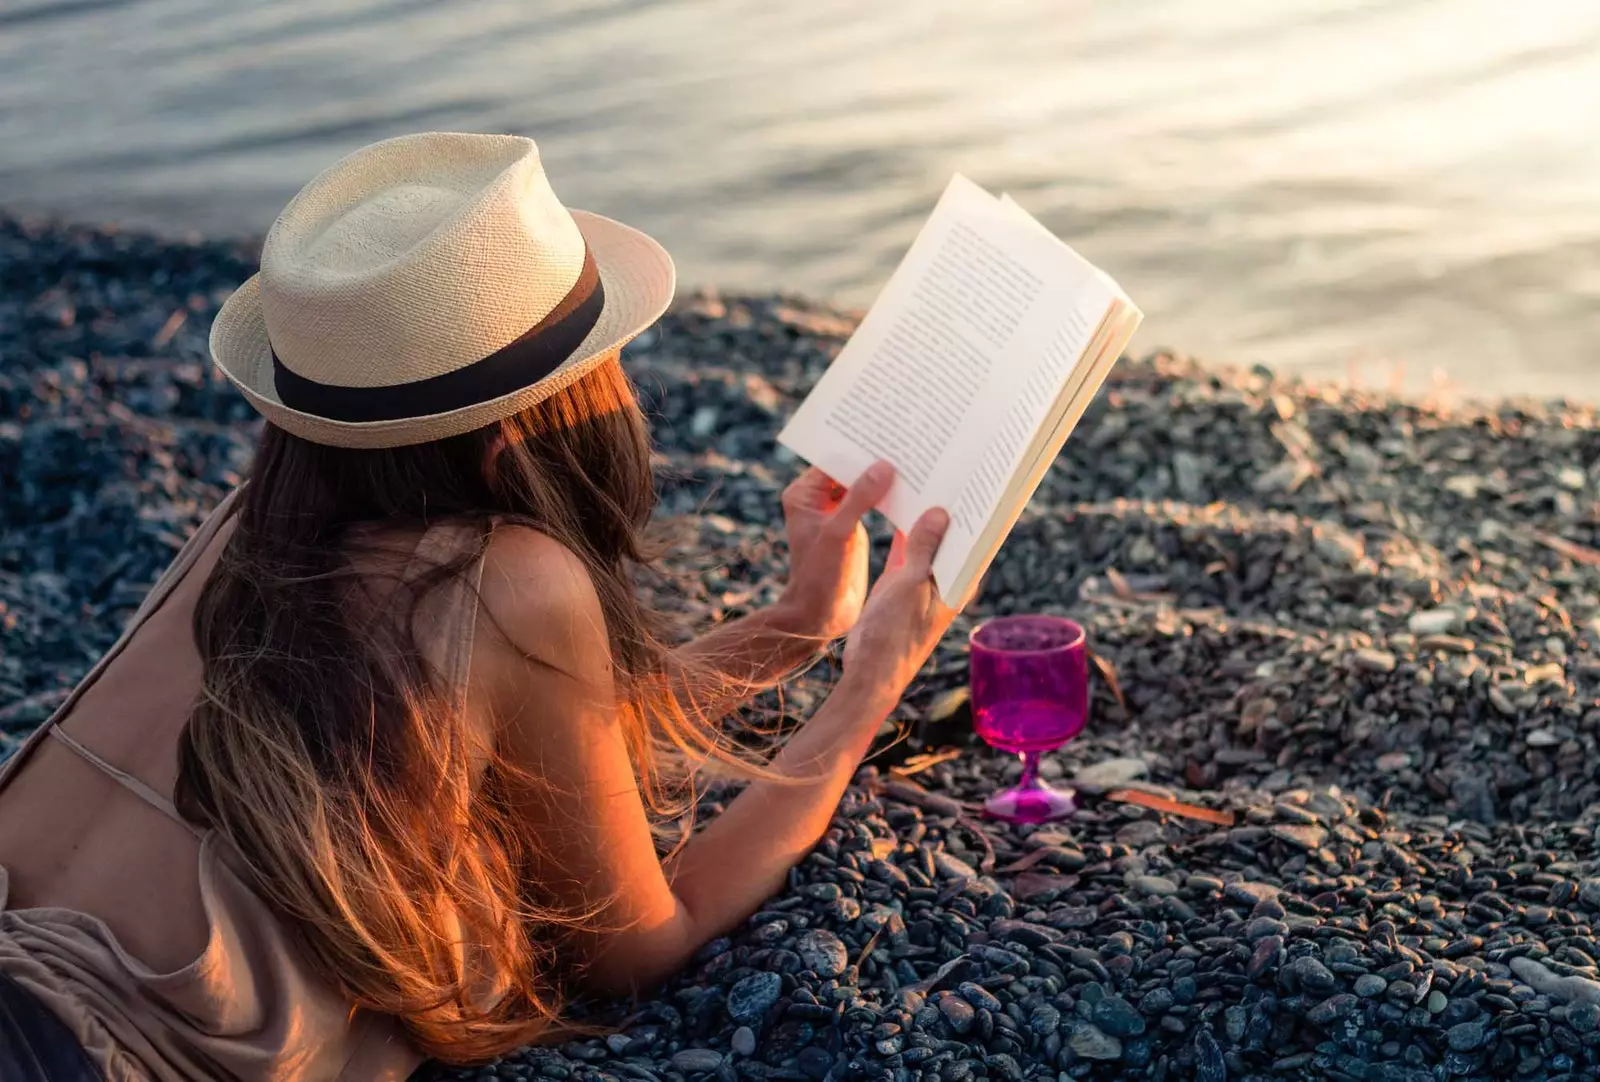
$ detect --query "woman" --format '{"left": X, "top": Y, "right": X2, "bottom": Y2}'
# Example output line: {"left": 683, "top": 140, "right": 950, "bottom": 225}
{"left": 0, "top": 132, "right": 954, "bottom": 1081}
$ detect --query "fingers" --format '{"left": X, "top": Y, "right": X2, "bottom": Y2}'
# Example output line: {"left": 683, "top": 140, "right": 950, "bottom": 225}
{"left": 782, "top": 467, "right": 842, "bottom": 512}
{"left": 830, "top": 461, "right": 895, "bottom": 532}
{"left": 903, "top": 507, "right": 951, "bottom": 571}
{"left": 885, "top": 529, "right": 908, "bottom": 572}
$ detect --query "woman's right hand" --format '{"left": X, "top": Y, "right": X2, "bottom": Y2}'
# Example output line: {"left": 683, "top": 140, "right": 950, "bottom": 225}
{"left": 842, "top": 506, "right": 957, "bottom": 696}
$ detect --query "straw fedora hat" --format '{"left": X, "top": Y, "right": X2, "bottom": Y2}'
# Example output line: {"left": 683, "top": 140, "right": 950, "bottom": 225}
{"left": 210, "top": 131, "right": 675, "bottom": 449}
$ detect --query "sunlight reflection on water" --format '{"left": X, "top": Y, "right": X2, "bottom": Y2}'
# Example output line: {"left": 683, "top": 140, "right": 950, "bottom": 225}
{"left": 1, "top": 0, "right": 1597, "bottom": 399}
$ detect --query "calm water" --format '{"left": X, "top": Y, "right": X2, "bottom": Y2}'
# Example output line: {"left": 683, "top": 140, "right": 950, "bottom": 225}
{"left": 3, "top": 0, "right": 1598, "bottom": 400}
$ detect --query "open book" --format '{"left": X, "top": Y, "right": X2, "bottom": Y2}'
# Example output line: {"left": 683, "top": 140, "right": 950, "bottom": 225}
{"left": 777, "top": 174, "right": 1143, "bottom": 607}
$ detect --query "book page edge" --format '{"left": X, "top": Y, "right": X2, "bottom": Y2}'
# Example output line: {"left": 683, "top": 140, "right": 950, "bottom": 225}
{"left": 944, "top": 304, "right": 1143, "bottom": 604}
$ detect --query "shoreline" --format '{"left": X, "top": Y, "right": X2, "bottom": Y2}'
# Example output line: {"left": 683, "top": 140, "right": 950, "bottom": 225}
{"left": 6, "top": 214, "right": 1600, "bottom": 1079}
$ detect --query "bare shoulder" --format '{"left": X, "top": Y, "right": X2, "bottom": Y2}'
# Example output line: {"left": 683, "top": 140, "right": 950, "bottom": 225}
{"left": 474, "top": 524, "right": 614, "bottom": 697}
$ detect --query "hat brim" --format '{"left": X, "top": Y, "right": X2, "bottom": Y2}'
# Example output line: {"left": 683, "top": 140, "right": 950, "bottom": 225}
{"left": 209, "top": 210, "right": 676, "bottom": 449}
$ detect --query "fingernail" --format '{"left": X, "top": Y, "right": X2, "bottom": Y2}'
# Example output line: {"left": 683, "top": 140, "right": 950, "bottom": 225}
{"left": 865, "top": 461, "right": 893, "bottom": 482}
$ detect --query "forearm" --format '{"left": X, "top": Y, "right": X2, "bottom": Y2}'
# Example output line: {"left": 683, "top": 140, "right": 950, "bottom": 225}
{"left": 669, "top": 601, "right": 824, "bottom": 721}
{"left": 580, "top": 673, "right": 896, "bottom": 996}
{"left": 665, "top": 671, "right": 898, "bottom": 940}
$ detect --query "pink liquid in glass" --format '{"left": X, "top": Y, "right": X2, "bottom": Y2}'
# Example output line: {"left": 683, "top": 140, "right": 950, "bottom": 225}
{"left": 974, "top": 699, "right": 1087, "bottom": 753}
{"left": 969, "top": 615, "right": 1089, "bottom": 823}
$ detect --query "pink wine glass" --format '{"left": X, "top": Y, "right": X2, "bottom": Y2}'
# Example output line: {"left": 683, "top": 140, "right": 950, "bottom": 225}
{"left": 970, "top": 615, "right": 1088, "bottom": 823}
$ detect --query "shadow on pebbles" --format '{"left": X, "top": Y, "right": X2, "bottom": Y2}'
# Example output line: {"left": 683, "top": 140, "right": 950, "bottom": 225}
{"left": 5, "top": 216, "right": 1600, "bottom": 1080}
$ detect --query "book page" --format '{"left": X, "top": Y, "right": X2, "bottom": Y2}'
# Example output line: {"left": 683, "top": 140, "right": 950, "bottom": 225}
{"left": 949, "top": 302, "right": 1142, "bottom": 596}
{"left": 778, "top": 174, "right": 1129, "bottom": 605}
{"left": 779, "top": 175, "right": 1073, "bottom": 530}
{"left": 823, "top": 215, "right": 1044, "bottom": 493}
{"left": 943, "top": 293, "right": 1105, "bottom": 540}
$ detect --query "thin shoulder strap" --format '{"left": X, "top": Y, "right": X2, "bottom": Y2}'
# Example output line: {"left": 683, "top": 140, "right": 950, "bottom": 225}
{"left": 46, "top": 727, "right": 201, "bottom": 837}
{"left": 412, "top": 521, "right": 492, "bottom": 709}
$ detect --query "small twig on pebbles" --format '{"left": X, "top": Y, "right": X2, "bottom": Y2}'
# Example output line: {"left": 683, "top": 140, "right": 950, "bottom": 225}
{"left": 1531, "top": 530, "right": 1600, "bottom": 567}
{"left": 881, "top": 778, "right": 964, "bottom": 819}
{"left": 996, "top": 848, "right": 1054, "bottom": 874}
{"left": 1107, "top": 788, "right": 1235, "bottom": 826}
{"left": 853, "top": 926, "right": 883, "bottom": 969}
{"left": 888, "top": 747, "right": 964, "bottom": 779}
{"left": 1089, "top": 650, "right": 1128, "bottom": 716}
{"left": 151, "top": 308, "right": 187, "bottom": 349}
{"left": 923, "top": 686, "right": 969, "bottom": 722}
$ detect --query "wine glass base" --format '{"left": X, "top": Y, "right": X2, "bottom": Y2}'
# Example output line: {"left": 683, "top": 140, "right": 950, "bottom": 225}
{"left": 984, "top": 784, "right": 1076, "bottom": 824}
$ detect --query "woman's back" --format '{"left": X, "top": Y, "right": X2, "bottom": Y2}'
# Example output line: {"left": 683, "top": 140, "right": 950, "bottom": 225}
{"left": 0, "top": 494, "right": 480, "bottom": 1080}
{"left": 0, "top": 131, "right": 958, "bottom": 1080}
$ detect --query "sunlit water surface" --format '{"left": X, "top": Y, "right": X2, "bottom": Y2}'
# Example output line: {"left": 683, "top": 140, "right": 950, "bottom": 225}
{"left": 3, "top": 0, "right": 1599, "bottom": 400}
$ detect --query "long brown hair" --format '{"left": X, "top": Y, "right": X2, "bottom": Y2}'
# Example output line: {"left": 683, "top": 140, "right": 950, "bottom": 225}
{"left": 176, "top": 354, "right": 753, "bottom": 1061}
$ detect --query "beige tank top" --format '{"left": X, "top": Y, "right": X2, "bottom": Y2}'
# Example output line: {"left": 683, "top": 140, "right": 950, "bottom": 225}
{"left": 0, "top": 491, "right": 486, "bottom": 1081}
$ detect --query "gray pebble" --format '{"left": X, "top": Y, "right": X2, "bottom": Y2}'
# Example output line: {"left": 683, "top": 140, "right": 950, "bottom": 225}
{"left": 671, "top": 1049, "right": 724, "bottom": 1074}
{"left": 726, "top": 971, "right": 782, "bottom": 1023}
{"left": 1355, "top": 974, "right": 1387, "bottom": 998}
{"left": 1065, "top": 1022, "right": 1122, "bottom": 1061}
{"left": 1446, "top": 1020, "right": 1486, "bottom": 1052}
{"left": 795, "top": 929, "right": 848, "bottom": 978}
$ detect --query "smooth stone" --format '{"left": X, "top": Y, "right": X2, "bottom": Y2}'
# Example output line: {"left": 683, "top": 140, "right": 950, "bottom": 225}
{"left": 795, "top": 930, "right": 849, "bottom": 978}
{"left": 1255, "top": 456, "right": 1316, "bottom": 493}
{"left": 1352, "top": 648, "right": 1397, "bottom": 674}
{"left": 1355, "top": 974, "right": 1388, "bottom": 998}
{"left": 958, "top": 982, "right": 1003, "bottom": 1013}
{"left": 934, "top": 852, "right": 977, "bottom": 880}
{"left": 989, "top": 919, "right": 1060, "bottom": 948}
{"left": 1446, "top": 1020, "right": 1486, "bottom": 1052}
{"left": 1091, "top": 995, "right": 1145, "bottom": 1037}
{"left": 1028, "top": 1004, "right": 1061, "bottom": 1037}
{"left": 1568, "top": 1003, "right": 1600, "bottom": 1034}
{"left": 1580, "top": 879, "right": 1600, "bottom": 912}
{"left": 1509, "top": 956, "right": 1600, "bottom": 1006}
{"left": 1065, "top": 1022, "right": 1122, "bottom": 1061}
{"left": 1114, "top": 820, "right": 1166, "bottom": 847}
{"left": 796, "top": 1047, "right": 833, "bottom": 1080}
{"left": 1289, "top": 957, "right": 1339, "bottom": 995}
{"left": 727, "top": 971, "right": 783, "bottom": 1023}
{"left": 1072, "top": 757, "right": 1149, "bottom": 793}
{"left": 1244, "top": 916, "right": 1289, "bottom": 940}
{"left": 1140, "top": 988, "right": 1175, "bottom": 1015}
{"left": 1307, "top": 994, "right": 1359, "bottom": 1026}
{"left": 1409, "top": 608, "right": 1464, "bottom": 635}
{"left": 1314, "top": 529, "right": 1365, "bottom": 569}
{"left": 1132, "top": 874, "right": 1179, "bottom": 897}
{"left": 1172, "top": 450, "right": 1206, "bottom": 501}
{"left": 1248, "top": 935, "right": 1283, "bottom": 980}
{"left": 939, "top": 995, "right": 976, "bottom": 1035}
{"left": 672, "top": 1049, "right": 725, "bottom": 1073}
{"left": 689, "top": 405, "right": 719, "bottom": 438}
{"left": 1225, "top": 881, "right": 1280, "bottom": 907}
{"left": 730, "top": 1027, "right": 756, "bottom": 1058}
{"left": 1193, "top": 1026, "right": 1227, "bottom": 1082}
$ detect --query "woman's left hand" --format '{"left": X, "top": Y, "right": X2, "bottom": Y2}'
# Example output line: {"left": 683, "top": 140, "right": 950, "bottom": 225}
{"left": 775, "top": 462, "right": 895, "bottom": 642}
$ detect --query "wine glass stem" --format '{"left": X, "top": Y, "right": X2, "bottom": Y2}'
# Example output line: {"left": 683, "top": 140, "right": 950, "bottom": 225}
{"left": 1016, "top": 751, "right": 1043, "bottom": 790}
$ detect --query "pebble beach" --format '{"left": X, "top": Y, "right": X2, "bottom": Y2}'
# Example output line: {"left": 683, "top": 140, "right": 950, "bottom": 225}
{"left": 4, "top": 214, "right": 1600, "bottom": 1081}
